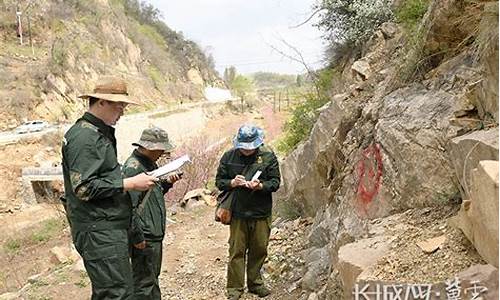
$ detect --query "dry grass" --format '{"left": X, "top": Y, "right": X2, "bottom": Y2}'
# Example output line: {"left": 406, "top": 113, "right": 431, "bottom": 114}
{"left": 163, "top": 136, "right": 228, "bottom": 203}
{"left": 390, "top": 0, "right": 490, "bottom": 88}
{"left": 471, "top": 1, "right": 498, "bottom": 63}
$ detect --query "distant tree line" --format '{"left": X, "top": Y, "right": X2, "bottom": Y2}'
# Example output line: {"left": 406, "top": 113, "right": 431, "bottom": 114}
{"left": 119, "top": 0, "right": 216, "bottom": 75}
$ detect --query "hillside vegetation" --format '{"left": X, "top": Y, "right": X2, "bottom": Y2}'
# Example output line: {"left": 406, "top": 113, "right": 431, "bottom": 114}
{"left": 0, "top": 0, "right": 220, "bottom": 129}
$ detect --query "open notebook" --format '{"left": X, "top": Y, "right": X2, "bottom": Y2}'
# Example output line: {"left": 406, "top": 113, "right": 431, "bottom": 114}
{"left": 147, "top": 154, "right": 191, "bottom": 178}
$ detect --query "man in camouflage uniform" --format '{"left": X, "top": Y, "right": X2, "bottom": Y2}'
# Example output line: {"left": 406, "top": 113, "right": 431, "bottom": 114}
{"left": 122, "top": 127, "right": 181, "bottom": 299}
{"left": 61, "top": 77, "right": 158, "bottom": 300}
{"left": 215, "top": 124, "right": 281, "bottom": 300}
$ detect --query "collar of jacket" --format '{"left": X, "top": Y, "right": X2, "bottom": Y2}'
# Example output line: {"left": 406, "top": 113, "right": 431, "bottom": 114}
{"left": 132, "top": 149, "right": 158, "bottom": 171}
{"left": 81, "top": 112, "right": 117, "bottom": 149}
{"left": 235, "top": 147, "right": 261, "bottom": 162}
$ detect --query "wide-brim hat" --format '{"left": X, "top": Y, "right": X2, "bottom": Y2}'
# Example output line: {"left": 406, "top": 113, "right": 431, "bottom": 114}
{"left": 132, "top": 126, "right": 175, "bottom": 151}
{"left": 78, "top": 77, "right": 139, "bottom": 105}
{"left": 233, "top": 125, "right": 264, "bottom": 150}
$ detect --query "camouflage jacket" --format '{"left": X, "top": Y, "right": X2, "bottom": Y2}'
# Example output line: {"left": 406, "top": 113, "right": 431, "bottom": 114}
{"left": 61, "top": 112, "right": 130, "bottom": 232}
{"left": 123, "top": 150, "right": 172, "bottom": 244}
{"left": 215, "top": 146, "right": 281, "bottom": 219}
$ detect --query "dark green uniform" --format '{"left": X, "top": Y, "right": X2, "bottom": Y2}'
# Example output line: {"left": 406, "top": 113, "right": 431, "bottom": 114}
{"left": 123, "top": 150, "right": 172, "bottom": 300}
{"left": 215, "top": 146, "right": 280, "bottom": 296}
{"left": 61, "top": 112, "right": 133, "bottom": 300}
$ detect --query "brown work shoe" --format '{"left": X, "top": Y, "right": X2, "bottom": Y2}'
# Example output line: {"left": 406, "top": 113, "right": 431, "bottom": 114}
{"left": 248, "top": 285, "right": 271, "bottom": 297}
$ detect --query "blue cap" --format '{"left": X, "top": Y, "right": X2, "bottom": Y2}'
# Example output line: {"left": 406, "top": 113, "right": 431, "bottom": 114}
{"left": 233, "top": 125, "right": 264, "bottom": 150}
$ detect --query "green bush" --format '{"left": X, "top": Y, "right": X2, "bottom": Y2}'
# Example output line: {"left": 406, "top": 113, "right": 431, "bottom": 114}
{"left": 396, "top": 0, "right": 430, "bottom": 30}
{"left": 30, "top": 219, "right": 64, "bottom": 243}
{"left": 314, "top": 0, "right": 393, "bottom": 46}
{"left": 146, "top": 65, "right": 167, "bottom": 91}
{"left": 277, "top": 68, "right": 336, "bottom": 154}
{"left": 137, "top": 23, "right": 167, "bottom": 50}
{"left": 4, "top": 239, "right": 21, "bottom": 254}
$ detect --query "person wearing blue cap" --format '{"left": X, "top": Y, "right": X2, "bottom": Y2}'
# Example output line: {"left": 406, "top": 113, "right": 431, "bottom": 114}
{"left": 215, "top": 124, "right": 281, "bottom": 299}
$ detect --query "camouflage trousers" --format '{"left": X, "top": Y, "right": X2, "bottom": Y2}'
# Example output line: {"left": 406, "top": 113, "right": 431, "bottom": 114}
{"left": 227, "top": 217, "right": 272, "bottom": 295}
{"left": 72, "top": 229, "right": 133, "bottom": 300}
{"left": 131, "top": 240, "right": 163, "bottom": 300}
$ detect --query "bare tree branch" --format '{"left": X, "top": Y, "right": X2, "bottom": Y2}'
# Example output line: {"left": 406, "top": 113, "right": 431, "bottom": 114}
{"left": 289, "top": 8, "right": 323, "bottom": 29}
{"left": 267, "top": 36, "right": 322, "bottom": 97}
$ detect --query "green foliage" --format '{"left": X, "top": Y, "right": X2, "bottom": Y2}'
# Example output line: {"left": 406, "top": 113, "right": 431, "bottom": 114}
{"left": 120, "top": 0, "right": 162, "bottom": 25}
{"left": 277, "top": 68, "right": 335, "bottom": 154}
{"left": 396, "top": 0, "right": 430, "bottom": 30}
{"left": 116, "top": 0, "right": 216, "bottom": 81}
{"left": 249, "top": 72, "right": 299, "bottom": 90}
{"left": 146, "top": 65, "right": 167, "bottom": 90}
{"left": 231, "top": 75, "right": 255, "bottom": 98}
{"left": 314, "top": 0, "right": 393, "bottom": 47}
{"left": 30, "top": 219, "right": 64, "bottom": 243}
{"left": 137, "top": 23, "right": 168, "bottom": 50}
{"left": 49, "top": 38, "right": 68, "bottom": 75}
{"left": 4, "top": 238, "right": 21, "bottom": 254}
{"left": 296, "top": 75, "right": 303, "bottom": 87}
{"left": 223, "top": 66, "right": 237, "bottom": 88}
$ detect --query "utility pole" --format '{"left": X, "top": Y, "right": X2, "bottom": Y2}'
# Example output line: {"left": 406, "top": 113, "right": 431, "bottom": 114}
{"left": 278, "top": 91, "right": 281, "bottom": 112}
{"left": 273, "top": 91, "right": 276, "bottom": 112}
{"left": 16, "top": 5, "right": 23, "bottom": 45}
{"left": 287, "top": 89, "right": 290, "bottom": 108}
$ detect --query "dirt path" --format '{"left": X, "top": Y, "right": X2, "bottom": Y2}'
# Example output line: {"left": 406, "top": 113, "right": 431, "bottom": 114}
{"left": 160, "top": 203, "right": 293, "bottom": 300}
{"left": 158, "top": 103, "right": 290, "bottom": 299}
{"left": 1, "top": 102, "right": 292, "bottom": 299}
{"left": 161, "top": 205, "right": 230, "bottom": 299}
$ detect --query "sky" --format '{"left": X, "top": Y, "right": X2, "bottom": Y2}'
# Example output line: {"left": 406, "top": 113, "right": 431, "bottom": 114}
{"left": 149, "top": 0, "right": 325, "bottom": 75}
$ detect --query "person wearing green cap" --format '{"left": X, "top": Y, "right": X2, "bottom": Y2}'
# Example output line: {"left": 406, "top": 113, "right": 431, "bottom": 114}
{"left": 215, "top": 124, "right": 281, "bottom": 299}
{"left": 122, "top": 126, "right": 181, "bottom": 300}
{"left": 62, "top": 77, "right": 159, "bottom": 299}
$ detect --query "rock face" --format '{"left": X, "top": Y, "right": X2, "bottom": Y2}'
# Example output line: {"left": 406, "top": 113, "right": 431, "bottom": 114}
{"left": 277, "top": 96, "right": 355, "bottom": 216}
{"left": 276, "top": 0, "right": 499, "bottom": 298}
{"left": 448, "top": 129, "right": 499, "bottom": 199}
{"left": 375, "top": 84, "right": 461, "bottom": 211}
{"left": 475, "top": 2, "right": 499, "bottom": 123}
{"left": 49, "top": 244, "right": 81, "bottom": 264}
{"left": 351, "top": 60, "right": 372, "bottom": 80}
{"left": 452, "top": 160, "right": 499, "bottom": 267}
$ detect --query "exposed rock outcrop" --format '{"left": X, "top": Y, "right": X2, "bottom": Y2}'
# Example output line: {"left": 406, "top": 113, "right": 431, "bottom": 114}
{"left": 277, "top": 0, "right": 498, "bottom": 298}
{"left": 451, "top": 160, "right": 499, "bottom": 267}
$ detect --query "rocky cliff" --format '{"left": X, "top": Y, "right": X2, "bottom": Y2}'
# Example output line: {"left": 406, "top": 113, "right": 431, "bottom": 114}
{"left": 277, "top": 0, "right": 499, "bottom": 298}
{"left": 0, "top": 0, "right": 220, "bottom": 129}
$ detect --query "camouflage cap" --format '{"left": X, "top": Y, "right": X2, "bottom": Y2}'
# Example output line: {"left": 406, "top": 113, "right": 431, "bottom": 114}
{"left": 132, "top": 126, "right": 175, "bottom": 151}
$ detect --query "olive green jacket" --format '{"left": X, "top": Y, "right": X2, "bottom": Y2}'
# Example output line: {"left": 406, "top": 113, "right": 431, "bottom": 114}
{"left": 62, "top": 112, "right": 130, "bottom": 232}
{"left": 123, "top": 150, "right": 172, "bottom": 244}
{"left": 215, "top": 146, "right": 280, "bottom": 219}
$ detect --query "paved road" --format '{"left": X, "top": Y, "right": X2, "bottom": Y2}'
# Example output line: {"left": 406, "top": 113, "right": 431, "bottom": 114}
{"left": 0, "top": 126, "right": 62, "bottom": 146}
{"left": 0, "top": 99, "right": 239, "bottom": 147}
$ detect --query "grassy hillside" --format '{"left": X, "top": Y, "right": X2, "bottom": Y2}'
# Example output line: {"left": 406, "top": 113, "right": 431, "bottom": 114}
{"left": 0, "top": 0, "right": 221, "bottom": 129}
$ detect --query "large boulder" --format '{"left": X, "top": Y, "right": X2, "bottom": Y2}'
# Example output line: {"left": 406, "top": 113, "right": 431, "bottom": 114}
{"left": 351, "top": 60, "right": 372, "bottom": 80}
{"left": 448, "top": 129, "right": 498, "bottom": 199}
{"left": 372, "top": 83, "right": 462, "bottom": 212}
{"left": 337, "top": 236, "right": 393, "bottom": 299}
{"left": 277, "top": 94, "right": 358, "bottom": 216}
{"left": 452, "top": 160, "right": 499, "bottom": 267}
